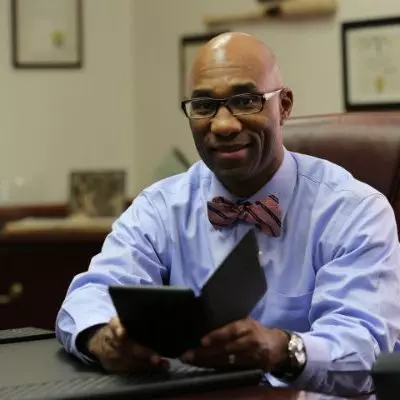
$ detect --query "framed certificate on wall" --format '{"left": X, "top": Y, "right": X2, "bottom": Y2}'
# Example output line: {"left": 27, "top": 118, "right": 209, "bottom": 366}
{"left": 11, "top": 0, "right": 83, "bottom": 69}
{"left": 342, "top": 17, "right": 400, "bottom": 111}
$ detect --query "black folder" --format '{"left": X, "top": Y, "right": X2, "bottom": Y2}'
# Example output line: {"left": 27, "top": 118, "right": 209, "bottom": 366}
{"left": 108, "top": 229, "right": 267, "bottom": 358}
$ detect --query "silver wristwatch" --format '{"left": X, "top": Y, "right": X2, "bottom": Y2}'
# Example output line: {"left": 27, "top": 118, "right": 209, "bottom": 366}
{"left": 272, "top": 331, "right": 307, "bottom": 381}
{"left": 288, "top": 333, "right": 306, "bottom": 367}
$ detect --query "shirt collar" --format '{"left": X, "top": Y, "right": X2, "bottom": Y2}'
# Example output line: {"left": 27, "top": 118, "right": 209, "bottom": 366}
{"left": 208, "top": 147, "right": 297, "bottom": 223}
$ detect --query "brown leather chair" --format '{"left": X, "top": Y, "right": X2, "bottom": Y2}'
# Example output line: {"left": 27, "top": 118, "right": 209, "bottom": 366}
{"left": 283, "top": 112, "right": 400, "bottom": 239}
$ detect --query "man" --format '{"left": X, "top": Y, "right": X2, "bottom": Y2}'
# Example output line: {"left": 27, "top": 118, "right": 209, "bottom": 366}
{"left": 56, "top": 32, "right": 400, "bottom": 394}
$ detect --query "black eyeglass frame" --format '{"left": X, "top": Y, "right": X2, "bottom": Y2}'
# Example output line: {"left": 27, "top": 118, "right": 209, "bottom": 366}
{"left": 181, "top": 89, "right": 282, "bottom": 120}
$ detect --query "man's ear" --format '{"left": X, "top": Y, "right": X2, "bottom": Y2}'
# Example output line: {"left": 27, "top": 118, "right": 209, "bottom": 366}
{"left": 279, "top": 88, "right": 293, "bottom": 126}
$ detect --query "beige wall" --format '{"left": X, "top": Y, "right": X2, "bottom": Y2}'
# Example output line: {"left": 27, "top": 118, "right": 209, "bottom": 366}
{"left": 0, "top": 0, "right": 135, "bottom": 203}
{"left": 132, "top": 0, "right": 400, "bottom": 190}
{"left": 1, "top": 0, "right": 399, "bottom": 202}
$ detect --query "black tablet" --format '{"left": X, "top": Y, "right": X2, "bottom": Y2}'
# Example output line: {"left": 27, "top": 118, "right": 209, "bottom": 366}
{"left": 108, "top": 284, "right": 202, "bottom": 357}
{"left": 108, "top": 229, "right": 266, "bottom": 358}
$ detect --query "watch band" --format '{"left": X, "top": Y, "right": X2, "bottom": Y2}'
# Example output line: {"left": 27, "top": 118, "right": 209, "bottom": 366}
{"left": 271, "top": 331, "right": 307, "bottom": 381}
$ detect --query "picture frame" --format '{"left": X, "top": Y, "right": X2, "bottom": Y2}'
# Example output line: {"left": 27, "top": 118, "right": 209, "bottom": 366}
{"left": 341, "top": 16, "right": 400, "bottom": 111}
{"left": 11, "top": 0, "right": 83, "bottom": 69}
{"left": 68, "top": 170, "right": 126, "bottom": 218}
{"left": 179, "top": 32, "right": 227, "bottom": 100}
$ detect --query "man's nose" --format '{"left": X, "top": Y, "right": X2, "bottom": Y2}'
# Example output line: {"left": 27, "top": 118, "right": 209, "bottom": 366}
{"left": 210, "top": 106, "right": 242, "bottom": 136}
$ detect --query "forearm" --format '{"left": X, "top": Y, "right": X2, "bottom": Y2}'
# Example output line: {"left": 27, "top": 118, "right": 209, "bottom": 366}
{"left": 56, "top": 194, "right": 171, "bottom": 361}
{"left": 281, "top": 194, "right": 400, "bottom": 395}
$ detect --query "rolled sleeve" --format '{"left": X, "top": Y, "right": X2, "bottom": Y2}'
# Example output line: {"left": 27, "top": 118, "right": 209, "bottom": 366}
{"left": 55, "top": 286, "right": 115, "bottom": 363}
{"left": 268, "top": 194, "right": 400, "bottom": 395}
{"left": 55, "top": 192, "right": 170, "bottom": 361}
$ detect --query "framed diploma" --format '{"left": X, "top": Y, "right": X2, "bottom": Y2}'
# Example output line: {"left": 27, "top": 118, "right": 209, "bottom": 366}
{"left": 11, "top": 0, "right": 83, "bottom": 69}
{"left": 180, "top": 32, "right": 227, "bottom": 100}
{"left": 342, "top": 17, "right": 400, "bottom": 111}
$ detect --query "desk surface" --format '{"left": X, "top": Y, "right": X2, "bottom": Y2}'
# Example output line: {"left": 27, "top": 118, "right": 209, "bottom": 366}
{"left": 167, "top": 387, "right": 375, "bottom": 399}
{"left": 0, "top": 339, "right": 375, "bottom": 400}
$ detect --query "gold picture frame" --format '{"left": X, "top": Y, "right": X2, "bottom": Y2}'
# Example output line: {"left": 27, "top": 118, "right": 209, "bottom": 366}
{"left": 69, "top": 170, "right": 126, "bottom": 218}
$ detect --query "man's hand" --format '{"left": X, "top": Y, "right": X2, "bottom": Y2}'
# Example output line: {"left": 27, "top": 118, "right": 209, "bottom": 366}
{"left": 179, "top": 318, "right": 289, "bottom": 372}
{"left": 88, "top": 317, "right": 169, "bottom": 373}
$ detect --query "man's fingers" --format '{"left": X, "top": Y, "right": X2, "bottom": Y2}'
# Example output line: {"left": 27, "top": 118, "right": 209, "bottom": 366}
{"left": 121, "top": 338, "right": 169, "bottom": 368}
{"left": 201, "top": 319, "right": 250, "bottom": 346}
{"left": 181, "top": 348, "right": 224, "bottom": 367}
{"left": 108, "top": 317, "right": 160, "bottom": 363}
{"left": 180, "top": 346, "right": 251, "bottom": 370}
{"left": 102, "top": 340, "right": 169, "bottom": 372}
{"left": 130, "top": 342, "right": 160, "bottom": 362}
{"left": 224, "top": 334, "right": 256, "bottom": 353}
{"left": 109, "top": 317, "right": 127, "bottom": 340}
{"left": 93, "top": 319, "right": 170, "bottom": 373}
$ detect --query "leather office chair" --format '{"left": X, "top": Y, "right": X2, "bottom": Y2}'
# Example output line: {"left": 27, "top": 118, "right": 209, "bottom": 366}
{"left": 283, "top": 112, "right": 400, "bottom": 239}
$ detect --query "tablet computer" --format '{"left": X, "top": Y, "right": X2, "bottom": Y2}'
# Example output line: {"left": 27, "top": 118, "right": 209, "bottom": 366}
{"left": 108, "top": 285, "right": 203, "bottom": 357}
{"left": 109, "top": 229, "right": 266, "bottom": 358}
{"left": 372, "top": 352, "right": 400, "bottom": 400}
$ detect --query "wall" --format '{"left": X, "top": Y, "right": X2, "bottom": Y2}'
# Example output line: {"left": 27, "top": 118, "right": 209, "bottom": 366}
{"left": 132, "top": 0, "right": 400, "bottom": 190}
{"left": 0, "top": 0, "right": 136, "bottom": 203}
{"left": 1, "top": 1, "right": 398, "bottom": 201}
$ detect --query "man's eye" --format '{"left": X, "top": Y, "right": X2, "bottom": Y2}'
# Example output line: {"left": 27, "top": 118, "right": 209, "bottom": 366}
{"left": 192, "top": 100, "right": 215, "bottom": 110}
{"left": 231, "top": 96, "right": 257, "bottom": 108}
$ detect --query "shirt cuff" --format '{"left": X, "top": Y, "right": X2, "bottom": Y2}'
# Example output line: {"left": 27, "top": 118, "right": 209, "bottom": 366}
{"left": 68, "top": 315, "right": 112, "bottom": 364}
{"left": 292, "top": 332, "right": 330, "bottom": 389}
{"left": 56, "top": 287, "right": 117, "bottom": 364}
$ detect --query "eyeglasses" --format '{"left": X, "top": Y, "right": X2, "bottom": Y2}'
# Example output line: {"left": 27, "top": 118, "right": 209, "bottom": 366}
{"left": 181, "top": 89, "right": 282, "bottom": 120}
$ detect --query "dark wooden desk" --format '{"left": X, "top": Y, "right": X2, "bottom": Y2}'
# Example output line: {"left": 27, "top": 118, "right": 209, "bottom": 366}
{"left": 167, "top": 386, "right": 300, "bottom": 399}
{"left": 0, "top": 201, "right": 132, "bottom": 330}
{"left": 166, "top": 386, "right": 375, "bottom": 399}
{"left": 0, "top": 338, "right": 376, "bottom": 400}
{"left": 0, "top": 230, "right": 107, "bottom": 330}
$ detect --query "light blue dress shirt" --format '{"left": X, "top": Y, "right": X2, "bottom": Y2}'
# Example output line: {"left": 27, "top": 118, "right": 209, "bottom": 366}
{"left": 56, "top": 148, "right": 400, "bottom": 395}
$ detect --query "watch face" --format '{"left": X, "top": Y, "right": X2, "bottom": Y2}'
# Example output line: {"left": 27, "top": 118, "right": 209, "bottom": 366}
{"left": 289, "top": 334, "right": 306, "bottom": 368}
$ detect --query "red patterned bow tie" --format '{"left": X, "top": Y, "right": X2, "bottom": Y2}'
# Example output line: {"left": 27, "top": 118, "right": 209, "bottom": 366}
{"left": 207, "top": 195, "right": 282, "bottom": 236}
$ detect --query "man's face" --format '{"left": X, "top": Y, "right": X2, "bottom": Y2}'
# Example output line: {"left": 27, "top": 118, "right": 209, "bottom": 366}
{"left": 188, "top": 62, "right": 287, "bottom": 187}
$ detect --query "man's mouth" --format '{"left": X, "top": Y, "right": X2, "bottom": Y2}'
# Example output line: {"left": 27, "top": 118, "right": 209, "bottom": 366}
{"left": 212, "top": 144, "right": 250, "bottom": 161}
{"left": 212, "top": 144, "right": 249, "bottom": 153}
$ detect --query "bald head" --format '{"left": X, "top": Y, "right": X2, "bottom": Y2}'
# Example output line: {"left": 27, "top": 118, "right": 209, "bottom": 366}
{"left": 189, "top": 32, "right": 282, "bottom": 96}
{"left": 185, "top": 32, "right": 293, "bottom": 197}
